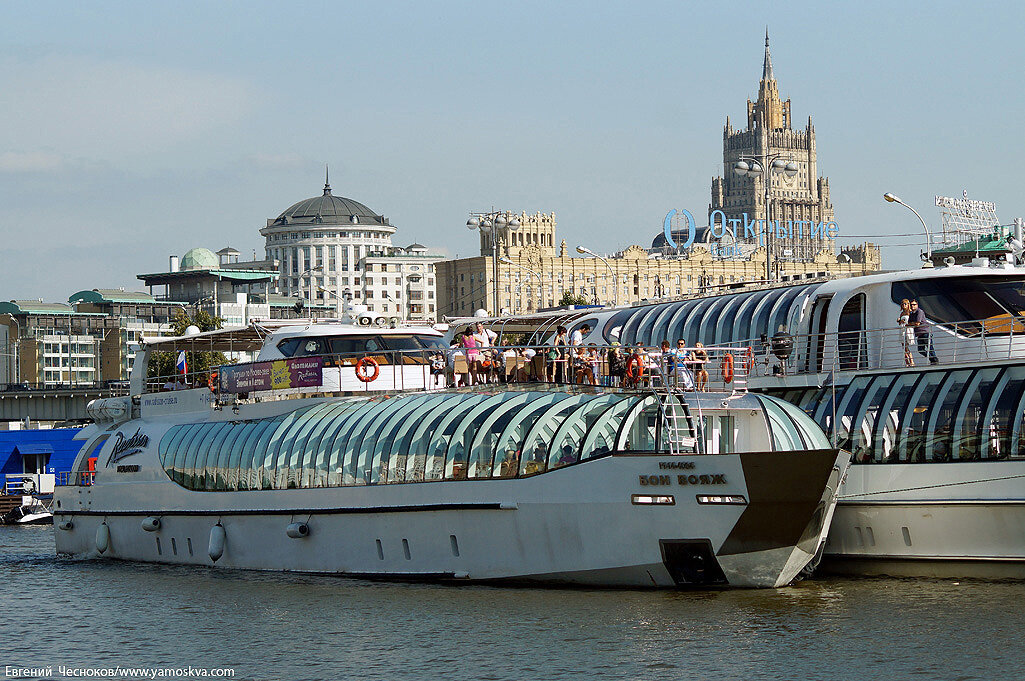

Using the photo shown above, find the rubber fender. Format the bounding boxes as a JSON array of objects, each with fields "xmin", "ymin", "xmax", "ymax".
[
  {"xmin": 286, "ymin": 522, "xmax": 310, "ymax": 539},
  {"xmin": 208, "ymin": 523, "xmax": 226, "ymax": 562},
  {"xmin": 95, "ymin": 523, "xmax": 110, "ymax": 554}
]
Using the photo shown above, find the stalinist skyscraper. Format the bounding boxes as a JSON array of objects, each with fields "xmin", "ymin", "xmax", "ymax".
[{"xmin": 710, "ymin": 32, "xmax": 836, "ymax": 262}]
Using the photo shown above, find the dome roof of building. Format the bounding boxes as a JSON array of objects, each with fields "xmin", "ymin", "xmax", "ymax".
[
  {"xmin": 271, "ymin": 179, "xmax": 391, "ymax": 228},
  {"xmin": 650, "ymin": 227, "xmax": 713, "ymax": 250},
  {"xmin": 181, "ymin": 247, "xmax": 219, "ymax": 270}
]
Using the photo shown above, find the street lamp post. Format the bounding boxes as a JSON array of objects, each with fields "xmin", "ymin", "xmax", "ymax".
[
  {"xmin": 299, "ymin": 265, "xmax": 324, "ymax": 317},
  {"xmin": 468, "ymin": 211, "xmax": 520, "ymax": 315},
  {"xmin": 733, "ymin": 155, "xmax": 798, "ymax": 282},
  {"xmin": 575, "ymin": 246, "xmax": 617, "ymax": 306},
  {"xmin": 499, "ymin": 257, "xmax": 544, "ymax": 312},
  {"xmin": 884, "ymin": 193, "xmax": 933, "ymax": 264}
]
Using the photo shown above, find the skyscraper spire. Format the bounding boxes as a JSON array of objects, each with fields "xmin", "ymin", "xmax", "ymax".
[
  {"xmin": 762, "ymin": 28, "xmax": 774, "ymax": 81},
  {"xmin": 323, "ymin": 164, "xmax": 332, "ymax": 196}
]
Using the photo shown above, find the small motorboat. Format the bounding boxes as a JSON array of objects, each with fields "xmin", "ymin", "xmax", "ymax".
[{"xmin": 2, "ymin": 497, "xmax": 53, "ymax": 525}]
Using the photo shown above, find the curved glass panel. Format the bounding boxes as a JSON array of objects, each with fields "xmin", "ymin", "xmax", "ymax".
[
  {"xmin": 845, "ymin": 375, "xmax": 894, "ymax": 462},
  {"xmin": 731, "ymin": 291, "xmax": 762, "ymax": 342},
  {"xmin": 950, "ymin": 367, "xmax": 1003, "ymax": 461},
  {"xmin": 303, "ymin": 401, "xmax": 363, "ymax": 488},
  {"xmin": 324, "ymin": 401, "xmax": 378, "ymax": 486},
  {"xmin": 546, "ymin": 395, "xmax": 623, "ymax": 470},
  {"xmin": 235, "ymin": 419, "xmax": 275, "ymax": 490},
  {"xmin": 697, "ymin": 297, "xmax": 732, "ymax": 346},
  {"xmin": 362, "ymin": 394, "xmax": 435, "ymax": 484},
  {"xmin": 446, "ymin": 393, "xmax": 519, "ymax": 480},
  {"xmin": 665, "ymin": 301, "xmax": 699, "ymax": 344},
  {"xmin": 181, "ymin": 423, "xmax": 216, "ymax": 489},
  {"xmin": 869, "ymin": 373, "xmax": 922, "ymax": 462},
  {"xmin": 748, "ymin": 288, "xmax": 787, "ymax": 341},
  {"xmin": 993, "ymin": 367, "xmax": 1025, "ymax": 459},
  {"xmin": 258, "ymin": 408, "xmax": 308, "ymax": 489},
  {"xmin": 619, "ymin": 306, "xmax": 650, "ymax": 346},
  {"xmin": 759, "ymin": 396, "xmax": 804, "ymax": 451},
  {"xmin": 761, "ymin": 395, "xmax": 830, "ymax": 450},
  {"xmin": 580, "ymin": 397, "xmax": 637, "ymax": 460},
  {"xmin": 680, "ymin": 298, "xmax": 718, "ymax": 345},
  {"xmin": 635, "ymin": 306, "xmax": 666, "ymax": 346},
  {"xmin": 465, "ymin": 392, "xmax": 535, "ymax": 479},
  {"xmin": 268, "ymin": 404, "xmax": 323, "ymax": 489},
  {"xmin": 170, "ymin": 423, "xmax": 205, "ymax": 486},
  {"xmin": 923, "ymin": 369, "xmax": 975, "ymax": 462},
  {"xmin": 424, "ymin": 395, "xmax": 489, "ymax": 481},
  {"xmin": 405, "ymin": 398, "xmax": 464, "ymax": 482},
  {"xmin": 617, "ymin": 395, "xmax": 661, "ymax": 451},
  {"xmin": 766, "ymin": 285, "xmax": 807, "ymax": 336},
  {"xmin": 492, "ymin": 393, "xmax": 568, "ymax": 478},
  {"xmin": 286, "ymin": 402, "xmax": 343, "ymax": 489},
  {"xmin": 347, "ymin": 397, "xmax": 413, "ymax": 485},
  {"xmin": 208, "ymin": 423, "xmax": 245, "ymax": 491},
  {"xmin": 649, "ymin": 302, "xmax": 688, "ymax": 346},
  {"xmin": 377, "ymin": 395, "xmax": 446, "ymax": 483},
  {"xmin": 520, "ymin": 395, "xmax": 592, "ymax": 475}
]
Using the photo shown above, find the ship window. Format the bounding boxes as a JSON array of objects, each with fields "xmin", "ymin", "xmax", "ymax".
[
  {"xmin": 276, "ymin": 338, "xmax": 303, "ymax": 357},
  {"xmin": 922, "ymin": 369, "xmax": 975, "ymax": 462},
  {"xmin": 382, "ymin": 396, "xmax": 449, "ymax": 483},
  {"xmin": 424, "ymin": 396, "xmax": 488, "ymax": 481},
  {"xmin": 952, "ymin": 367, "xmax": 1004, "ymax": 461},
  {"xmin": 237, "ymin": 418, "xmax": 277, "ymax": 490},
  {"xmin": 759, "ymin": 396, "xmax": 805, "ymax": 451},
  {"xmin": 519, "ymin": 395, "xmax": 591, "ymax": 475},
  {"xmin": 666, "ymin": 301, "xmax": 699, "ymax": 344},
  {"xmin": 618, "ymin": 396, "xmax": 661, "ymax": 451},
  {"xmin": 367, "ymin": 395, "xmax": 435, "ymax": 484},
  {"xmin": 547, "ymin": 395, "xmax": 623, "ymax": 470},
  {"xmin": 891, "ymin": 276, "xmax": 1025, "ymax": 336},
  {"xmin": 898, "ymin": 371, "xmax": 947, "ymax": 462},
  {"xmin": 447, "ymin": 394, "xmax": 519, "ymax": 480},
  {"xmin": 465, "ymin": 392, "xmax": 534, "ymax": 479},
  {"xmin": 580, "ymin": 398, "xmax": 636, "ymax": 460},
  {"xmin": 869, "ymin": 373, "xmax": 921, "ymax": 462},
  {"xmin": 328, "ymin": 403, "xmax": 380, "ymax": 486},
  {"xmin": 492, "ymin": 394, "xmax": 566, "ymax": 478}
]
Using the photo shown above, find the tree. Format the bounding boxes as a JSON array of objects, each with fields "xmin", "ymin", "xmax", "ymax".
[
  {"xmin": 147, "ymin": 309, "xmax": 229, "ymax": 380},
  {"xmin": 558, "ymin": 291, "xmax": 590, "ymax": 307}
]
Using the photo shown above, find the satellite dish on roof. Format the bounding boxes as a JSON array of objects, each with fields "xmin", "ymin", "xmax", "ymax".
[{"xmin": 184, "ymin": 325, "xmax": 201, "ymax": 336}]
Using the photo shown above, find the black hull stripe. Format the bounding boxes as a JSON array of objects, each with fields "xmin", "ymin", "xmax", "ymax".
[{"xmin": 56, "ymin": 502, "xmax": 512, "ymax": 517}]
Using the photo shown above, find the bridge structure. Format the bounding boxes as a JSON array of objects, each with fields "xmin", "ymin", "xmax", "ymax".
[{"xmin": 0, "ymin": 385, "xmax": 125, "ymax": 422}]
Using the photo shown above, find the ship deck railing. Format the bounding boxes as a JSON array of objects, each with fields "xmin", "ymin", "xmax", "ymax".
[
  {"xmin": 734, "ymin": 314, "xmax": 1025, "ymax": 381},
  {"xmin": 142, "ymin": 343, "xmax": 753, "ymax": 405}
]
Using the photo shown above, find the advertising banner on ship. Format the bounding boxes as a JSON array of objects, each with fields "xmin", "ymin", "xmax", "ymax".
[{"xmin": 219, "ymin": 357, "xmax": 323, "ymax": 393}]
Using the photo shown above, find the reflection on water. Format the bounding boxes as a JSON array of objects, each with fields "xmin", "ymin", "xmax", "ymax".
[{"xmin": 1, "ymin": 526, "xmax": 1017, "ymax": 681}]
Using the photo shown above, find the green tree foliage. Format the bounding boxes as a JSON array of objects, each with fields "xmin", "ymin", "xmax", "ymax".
[
  {"xmin": 147, "ymin": 309, "xmax": 230, "ymax": 380},
  {"xmin": 558, "ymin": 291, "xmax": 591, "ymax": 307}
]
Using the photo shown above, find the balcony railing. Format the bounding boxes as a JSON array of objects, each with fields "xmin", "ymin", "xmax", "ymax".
[{"xmin": 737, "ymin": 315, "xmax": 1025, "ymax": 380}]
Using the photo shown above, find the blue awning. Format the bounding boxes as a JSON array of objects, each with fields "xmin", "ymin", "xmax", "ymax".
[{"xmin": 12, "ymin": 444, "xmax": 54, "ymax": 456}]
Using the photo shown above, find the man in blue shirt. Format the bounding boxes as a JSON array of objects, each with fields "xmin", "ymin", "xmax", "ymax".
[{"xmin": 909, "ymin": 300, "xmax": 939, "ymax": 365}]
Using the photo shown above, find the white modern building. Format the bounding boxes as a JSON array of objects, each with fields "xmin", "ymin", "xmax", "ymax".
[{"xmin": 260, "ymin": 175, "xmax": 443, "ymax": 320}]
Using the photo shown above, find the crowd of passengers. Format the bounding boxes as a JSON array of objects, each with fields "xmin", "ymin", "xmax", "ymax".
[{"xmin": 437, "ymin": 321, "xmax": 716, "ymax": 391}]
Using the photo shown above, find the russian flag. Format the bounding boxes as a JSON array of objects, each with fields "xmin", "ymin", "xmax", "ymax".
[{"xmin": 176, "ymin": 351, "xmax": 187, "ymax": 375}]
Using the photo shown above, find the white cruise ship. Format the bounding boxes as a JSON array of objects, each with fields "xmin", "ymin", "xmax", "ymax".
[
  {"xmin": 493, "ymin": 262, "xmax": 1025, "ymax": 577},
  {"xmin": 53, "ymin": 322, "xmax": 847, "ymax": 589}
]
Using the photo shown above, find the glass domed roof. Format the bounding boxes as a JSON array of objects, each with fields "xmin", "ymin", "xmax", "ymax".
[{"xmin": 181, "ymin": 247, "xmax": 219, "ymax": 270}]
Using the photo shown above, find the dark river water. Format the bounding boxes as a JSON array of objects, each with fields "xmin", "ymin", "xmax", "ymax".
[{"xmin": 0, "ymin": 525, "xmax": 1016, "ymax": 681}]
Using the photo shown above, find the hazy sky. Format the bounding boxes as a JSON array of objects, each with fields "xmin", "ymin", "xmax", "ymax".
[{"xmin": 2, "ymin": 1, "xmax": 1023, "ymax": 302}]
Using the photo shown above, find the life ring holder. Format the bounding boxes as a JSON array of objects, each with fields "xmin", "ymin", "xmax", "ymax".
[
  {"xmin": 742, "ymin": 346, "xmax": 755, "ymax": 373},
  {"xmin": 625, "ymin": 355, "xmax": 645, "ymax": 383},
  {"xmin": 722, "ymin": 353, "xmax": 735, "ymax": 383},
  {"xmin": 355, "ymin": 356, "xmax": 380, "ymax": 383},
  {"xmin": 208, "ymin": 370, "xmax": 219, "ymax": 393}
]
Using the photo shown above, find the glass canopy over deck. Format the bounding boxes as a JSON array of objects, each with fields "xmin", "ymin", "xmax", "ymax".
[{"xmin": 156, "ymin": 387, "xmax": 828, "ymax": 492}]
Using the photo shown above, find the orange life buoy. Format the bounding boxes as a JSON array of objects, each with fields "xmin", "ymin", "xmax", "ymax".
[
  {"xmin": 355, "ymin": 356, "xmax": 380, "ymax": 382},
  {"xmin": 742, "ymin": 346, "xmax": 754, "ymax": 373},
  {"xmin": 625, "ymin": 355, "xmax": 645, "ymax": 382},
  {"xmin": 722, "ymin": 353, "xmax": 734, "ymax": 383},
  {"xmin": 208, "ymin": 370, "xmax": 219, "ymax": 393}
]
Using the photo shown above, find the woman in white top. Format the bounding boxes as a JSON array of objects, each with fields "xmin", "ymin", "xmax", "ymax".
[{"xmin": 898, "ymin": 298, "xmax": 914, "ymax": 367}]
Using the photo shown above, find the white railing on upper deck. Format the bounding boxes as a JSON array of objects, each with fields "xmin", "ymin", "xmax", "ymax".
[
  {"xmin": 737, "ymin": 315, "xmax": 1025, "ymax": 379},
  {"xmin": 143, "ymin": 344, "xmax": 753, "ymax": 405}
]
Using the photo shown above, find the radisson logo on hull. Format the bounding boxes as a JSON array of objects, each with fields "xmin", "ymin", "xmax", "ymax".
[{"xmin": 107, "ymin": 429, "xmax": 150, "ymax": 466}]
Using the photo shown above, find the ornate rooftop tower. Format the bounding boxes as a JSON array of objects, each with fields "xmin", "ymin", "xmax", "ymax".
[{"xmin": 710, "ymin": 31, "xmax": 835, "ymax": 261}]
